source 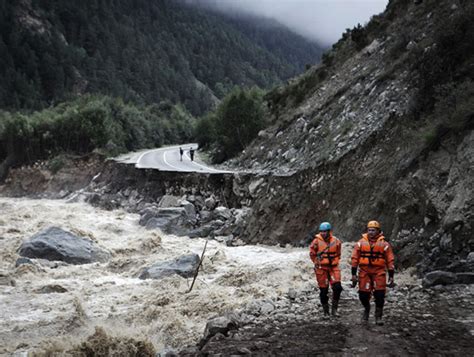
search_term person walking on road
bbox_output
[351,220,395,325]
[189,147,195,162]
[309,222,343,317]
[179,147,184,161]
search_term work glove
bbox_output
[387,277,395,288]
[351,275,358,288]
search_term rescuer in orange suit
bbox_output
[309,222,342,317]
[351,220,395,325]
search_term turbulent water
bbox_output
[0,197,328,355]
[2,198,473,356]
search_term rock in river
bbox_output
[18,226,110,264]
[139,254,200,280]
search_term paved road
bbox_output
[133,144,231,173]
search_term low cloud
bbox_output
[199,0,388,46]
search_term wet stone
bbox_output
[139,254,200,280]
[204,197,217,210]
[34,284,68,294]
[200,315,239,348]
[213,206,232,221]
[15,257,34,267]
[284,290,296,302]
[422,270,457,288]
[18,226,110,265]
[158,195,180,208]
[260,302,275,314]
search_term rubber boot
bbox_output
[323,304,330,317]
[331,300,339,317]
[362,306,370,322]
[375,306,384,325]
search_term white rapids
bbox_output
[0,197,420,355]
[0,197,316,354]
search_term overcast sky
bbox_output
[202,0,389,46]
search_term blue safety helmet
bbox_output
[319,222,332,231]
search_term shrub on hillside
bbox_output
[423,80,474,150]
[48,155,66,174]
[350,24,369,51]
[194,114,217,149]
[264,65,328,113]
[412,2,474,116]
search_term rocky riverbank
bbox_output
[184,283,474,356]
[1,196,473,355]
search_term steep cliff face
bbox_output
[227,0,473,274]
[232,0,472,174]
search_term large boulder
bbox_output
[422,270,457,288]
[199,209,213,224]
[199,314,239,349]
[18,227,110,265]
[139,254,200,280]
[180,200,197,222]
[213,206,232,221]
[139,207,192,235]
[188,220,227,239]
[204,196,217,210]
[187,225,215,239]
[248,178,265,197]
[158,195,180,208]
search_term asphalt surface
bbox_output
[134,144,231,173]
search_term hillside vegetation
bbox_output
[195,87,266,163]
[0,0,323,115]
[0,96,193,178]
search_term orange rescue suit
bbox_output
[351,233,395,292]
[309,234,342,288]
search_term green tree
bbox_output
[195,113,217,149]
[212,87,265,162]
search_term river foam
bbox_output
[0,197,316,354]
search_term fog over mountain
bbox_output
[196,0,388,46]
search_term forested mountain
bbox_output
[0,0,323,115]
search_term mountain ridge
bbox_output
[0,0,324,115]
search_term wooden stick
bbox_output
[187,240,208,293]
[221,188,229,208]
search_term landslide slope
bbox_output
[230,0,473,275]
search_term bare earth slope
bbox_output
[224,0,473,275]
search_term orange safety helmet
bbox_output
[367,220,381,229]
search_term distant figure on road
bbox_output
[189,147,195,162]
[179,147,183,161]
